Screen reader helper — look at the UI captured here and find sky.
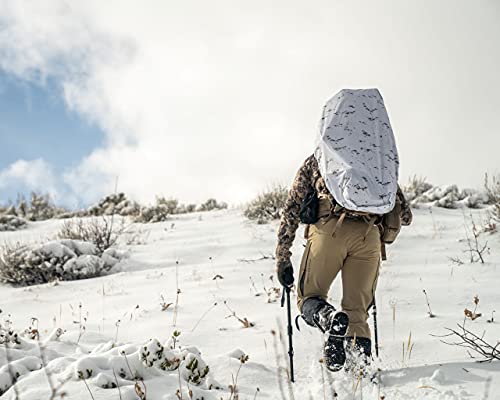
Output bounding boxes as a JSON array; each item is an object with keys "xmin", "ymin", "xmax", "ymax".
[
  {"xmin": 0, "ymin": 0, "xmax": 499, "ymax": 208},
  {"xmin": 0, "ymin": 72, "xmax": 102, "ymax": 206}
]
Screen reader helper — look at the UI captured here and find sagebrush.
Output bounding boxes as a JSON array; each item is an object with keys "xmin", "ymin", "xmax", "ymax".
[
  {"xmin": 0, "ymin": 240, "xmax": 123, "ymax": 286},
  {"xmin": 58, "ymin": 217, "xmax": 124, "ymax": 254},
  {"xmin": 403, "ymin": 177, "xmax": 491, "ymax": 209},
  {"xmin": 244, "ymin": 185, "xmax": 288, "ymax": 224},
  {"xmin": 0, "ymin": 214, "xmax": 27, "ymax": 232},
  {"xmin": 403, "ymin": 175, "xmax": 433, "ymax": 203},
  {"xmin": 4, "ymin": 192, "xmax": 68, "ymax": 221},
  {"xmin": 198, "ymin": 198, "xmax": 228, "ymax": 212},
  {"xmin": 134, "ymin": 197, "xmax": 180, "ymax": 223},
  {"xmin": 135, "ymin": 197, "xmax": 224, "ymax": 223},
  {"xmin": 87, "ymin": 192, "xmax": 140, "ymax": 217}
]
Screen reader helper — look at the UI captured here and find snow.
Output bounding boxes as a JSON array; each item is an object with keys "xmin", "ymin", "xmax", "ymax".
[
  {"xmin": 38, "ymin": 242, "xmax": 78, "ymax": 259},
  {"xmin": 0, "ymin": 207, "xmax": 499, "ymax": 399},
  {"xmin": 58, "ymin": 240, "xmax": 97, "ymax": 256},
  {"xmin": 62, "ymin": 255, "xmax": 104, "ymax": 276}
]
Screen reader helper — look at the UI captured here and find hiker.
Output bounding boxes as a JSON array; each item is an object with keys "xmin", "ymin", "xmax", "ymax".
[{"xmin": 275, "ymin": 88, "xmax": 412, "ymax": 372}]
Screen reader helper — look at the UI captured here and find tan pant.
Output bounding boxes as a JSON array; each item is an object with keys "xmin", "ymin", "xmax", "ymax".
[{"xmin": 297, "ymin": 214, "xmax": 381, "ymax": 339}]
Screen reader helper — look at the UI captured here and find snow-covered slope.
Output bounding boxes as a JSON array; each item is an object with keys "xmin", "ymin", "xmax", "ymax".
[{"xmin": 1, "ymin": 207, "xmax": 499, "ymax": 399}]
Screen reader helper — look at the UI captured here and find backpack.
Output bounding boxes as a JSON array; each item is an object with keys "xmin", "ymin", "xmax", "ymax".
[{"xmin": 315, "ymin": 88, "xmax": 399, "ymax": 215}]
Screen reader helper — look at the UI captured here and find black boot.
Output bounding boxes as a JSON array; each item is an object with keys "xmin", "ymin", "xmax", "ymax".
[
  {"xmin": 301, "ymin": 298, "xmax": 349, "ymax": 372},
  {"xmin": 345, "ymin": 336, "xmax": 372, "ymax": 374}
]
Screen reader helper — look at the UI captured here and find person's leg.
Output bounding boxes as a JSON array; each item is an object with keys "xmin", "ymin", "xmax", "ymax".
[
  {"xmin": 295, "ymin": 217, "xmax": 350, "ymax": 371},
  {"xmin": 340, "ymin": 220, "xmax": 381, "ymax": 342},
  {"xmin": 296, "ymin": 217, "xmax": 347, "ymax": 318}
]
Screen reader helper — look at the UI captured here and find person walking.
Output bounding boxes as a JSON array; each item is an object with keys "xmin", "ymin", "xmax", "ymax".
[{"xmin": 275, "ymin": 88, "xmax": 412, "ymax": 372}]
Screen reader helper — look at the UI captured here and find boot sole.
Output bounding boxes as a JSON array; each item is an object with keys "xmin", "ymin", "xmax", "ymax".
[
  {"xmin": 325, "ymin": 311, "xmax": 349, "ymax": 372},
  {"xmin": 330, "ymin": 311, "xmax": 349, "ymax": 336}
]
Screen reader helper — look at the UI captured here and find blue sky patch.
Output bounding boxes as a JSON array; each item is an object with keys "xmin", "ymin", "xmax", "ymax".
[
  {"xmin": 0, "ymin": 71, "xmax": 104, "ymax": 205},
  {"xmin": 0, "ymin": 71, "xmax": 103, "ymax": 170}
]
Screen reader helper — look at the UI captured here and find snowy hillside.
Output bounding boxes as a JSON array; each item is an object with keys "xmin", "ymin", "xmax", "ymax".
[{"xmin": 1, "ymin": 207, "xmax": 499, "ymax": 399}]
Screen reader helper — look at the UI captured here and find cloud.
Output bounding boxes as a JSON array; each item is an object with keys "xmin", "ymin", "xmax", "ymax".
[
  {"xmin": 0, "ymin": 158, "xmax": 58, "ymax": 198},
  {"xmin": 0, "ymin": 159, "xmax": 82, "ymax": 208},
  {"xmin": 1, "ymin": 0, "xmax": 499, "ymax": 207}
]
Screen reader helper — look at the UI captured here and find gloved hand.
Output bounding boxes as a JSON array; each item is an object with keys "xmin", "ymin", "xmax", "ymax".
[{"xmin": 277, "ymin": 260, "xmax": 294, "ymax": 287}]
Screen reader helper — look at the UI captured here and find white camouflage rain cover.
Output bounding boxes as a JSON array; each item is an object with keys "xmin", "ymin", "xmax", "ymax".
[{"xmin": 314, "ymin": 88, "xmax": 399, "ymax": 214}]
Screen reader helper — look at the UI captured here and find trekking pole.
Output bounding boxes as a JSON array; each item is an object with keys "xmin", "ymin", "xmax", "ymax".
[
  {"xmin": 372, "ymin": 298, "xmax": 379, "ymax": 358},
  {"xmin": 281, "ymin": 286, "xmax": 295, "ymax": 382}
]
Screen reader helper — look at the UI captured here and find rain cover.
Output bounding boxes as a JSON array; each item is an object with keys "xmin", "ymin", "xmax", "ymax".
[{"xmin": 314, "ymin": 88, "xmax": 399, "ymax": 214}]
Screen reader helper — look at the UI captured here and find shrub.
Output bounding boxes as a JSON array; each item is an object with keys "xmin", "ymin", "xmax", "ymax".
[
  {"xmin": 87, "ymin": 193, "xmax": 140, "ymax": 217},
  {"xmin": 0, "ymin": 214, "xmax": 27, "ymax": 232},
  {"xmin": 425, "ymin": 185, "xmax": 462, "ymax": 209},
  {"xmin": 133, "ymin": 197, "xmax": 202, "ymax": 224},
  {"xmin": 244, "ymin": 185, "xmax": 288, "ymax": 224},
  {"xmin": 58, "ymin": 218, "xmax": 123, "ymax": 255},
  {"xmin": 178, "ymin": 203, "xmax": 197, "ymax": 213},
  {"xmin": 3, "ymin": 205, "xmax": 17, "ymax": 216},
  {"xmin": 156, "ymin": 197, "xmax": 182, "ymax": 214},
  {"xmin": 459, "ymin": 189, "xmax": 490, "ymax": 209},
  {"xmin": 15, "ymin": 192, "xmax": 67, "ymax": 221},
  {"xmin": 134, "ymin": 197, "xmax": 175, "ymax": 223},
  {"xmin": 0, "ymin": 240, "xmax": 124, "ymax": 286},
  {"xmin": 402, "ymin": 175, "xmax": 433, "ymax": 203},
  {"xmin": 134, "ymin": 203, "xmax": 171, "ymax": 223},
  {"xmin": 198, "ymin": 198, "xmax": 228, "ymax": 212},
  {"xmin": 405, "ymin": 181, "xmax": 490, "ymax": 210},
  {"xmin": 485, "ymin": 173, "xmax": 500, "ymax": 220}
]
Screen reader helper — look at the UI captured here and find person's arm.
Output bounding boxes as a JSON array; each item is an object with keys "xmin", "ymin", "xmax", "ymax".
[
  {"xmin": 396, "ymin": 186, "xmax": 413, "ymax": 226},
  {"xmin": 276, "ymin": 156, "xmax": 315, "ymax": 270}
]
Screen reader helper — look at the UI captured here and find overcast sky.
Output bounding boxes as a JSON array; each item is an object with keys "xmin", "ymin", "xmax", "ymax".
[{"xmin": 0, "ymin": 0, "xmax": 499, "ymax": 207}]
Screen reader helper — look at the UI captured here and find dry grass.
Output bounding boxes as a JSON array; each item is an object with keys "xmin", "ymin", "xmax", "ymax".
[{"xmin": 58, "ymin": 217, "xmax": 124, "ymax": 255}]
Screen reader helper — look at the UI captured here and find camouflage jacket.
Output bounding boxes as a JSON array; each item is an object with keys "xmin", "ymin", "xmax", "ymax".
[{"xmin": 275, "ymin": 154, "xmax": 412, "ymax": 266}]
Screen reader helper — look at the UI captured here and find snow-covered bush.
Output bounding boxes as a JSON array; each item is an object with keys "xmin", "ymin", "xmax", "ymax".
[
  {"xmin": 0, "ymin": 240, "xmax": 124, "ymax": 286},
  {"xmin": 458, "ymin": 189, "xmax": 490, "ymax": 209},
  {"xmin": 87, "ymin": 193, "xmax": 141, "ymax": 217},
  {"xmin": 180, "ymin": 350, "xmax": 210, "ymax": 385},
  {"xmin": 72, "ymin": 333, "xmax": 210, "ymax": 393},
  {"xmin": 0, "ymin": 331, "xmax": 43, "ymax": 396},
  {"xmin": 0, "ymin": 325, "xmax": 65, "ymax": 396},
  {"xmin": 140, "ymin": 338, "xmax": 181, "ymax": 371},
  {"xmin": 198, "ymin": 198, "xmax": 228, "ymax": 212},
  {"xmin": 422, "ymin": 185, "xmax": 462, "ymax": 209},
  {"xmin": 244, "ymin": 185, "xmax": 288, "ymax": 224},
  {"xmin": 485, "ymin": 174, "xmax": 500, "ymax": 220},
  {"xmin": 136, "ymin": 334, "xmax": 209, "ymax": 385},
  {"xmin": 58, "ymin": 218, "xmax": 123, "ymax": 254},
  {"xmin": 0, "ymin": 214, "xmax": 27, "ymax": 231},
  {"xmin": 404, "ymin": 179, "xmax": 491, "ymax": 210},
  {"xmin": 0, "ymin": 326, "xmax": 216, "ymax": 399},
  {"xmin": 402, "ymin": 175, "xmax": 433, "ymax": 202}
]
